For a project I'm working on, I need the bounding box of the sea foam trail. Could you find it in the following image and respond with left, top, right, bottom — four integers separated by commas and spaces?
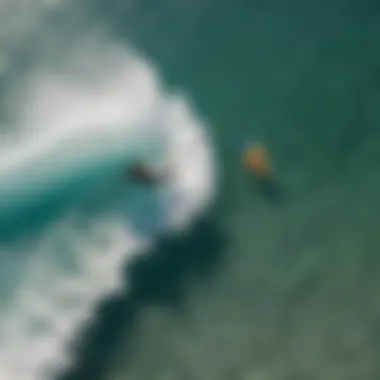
0, 42, 216, 380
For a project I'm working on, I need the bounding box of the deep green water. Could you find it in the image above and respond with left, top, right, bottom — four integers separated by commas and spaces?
61, 0, 380, 379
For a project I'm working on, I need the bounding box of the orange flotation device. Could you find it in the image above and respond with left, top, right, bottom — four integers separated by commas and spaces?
242, 142, 272, 179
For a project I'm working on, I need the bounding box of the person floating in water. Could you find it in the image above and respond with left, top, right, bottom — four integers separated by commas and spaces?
242, 141, 272, 180
242, 141, 283, 203
127, 162, 167, 186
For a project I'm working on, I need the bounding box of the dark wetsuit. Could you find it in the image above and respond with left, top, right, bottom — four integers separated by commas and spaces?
128, 163, 162, 186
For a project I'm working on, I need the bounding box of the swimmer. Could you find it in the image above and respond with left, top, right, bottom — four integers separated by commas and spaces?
242, 141, 283, 203
242, 141, 272, 179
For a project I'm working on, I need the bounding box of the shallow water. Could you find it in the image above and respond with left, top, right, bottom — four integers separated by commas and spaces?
97, 0, 380, 379
2, 0, 380, 379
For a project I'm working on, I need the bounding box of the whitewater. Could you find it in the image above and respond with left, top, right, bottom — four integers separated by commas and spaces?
0, 2, 216, 380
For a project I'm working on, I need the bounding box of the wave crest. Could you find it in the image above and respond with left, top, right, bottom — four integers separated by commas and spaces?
0, 38, 216, 380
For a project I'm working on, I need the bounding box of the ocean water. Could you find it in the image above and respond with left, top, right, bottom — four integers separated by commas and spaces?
2, 0, 380, 380
0, 1, 216, 379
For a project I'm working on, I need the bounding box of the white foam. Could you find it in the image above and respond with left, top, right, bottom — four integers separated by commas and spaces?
0, 40, 216, 380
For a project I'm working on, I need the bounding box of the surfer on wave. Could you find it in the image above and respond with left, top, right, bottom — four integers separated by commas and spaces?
127, 162, 168, 186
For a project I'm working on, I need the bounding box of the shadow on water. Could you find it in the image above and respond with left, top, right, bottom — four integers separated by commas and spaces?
248, 176, 286, 206
55, 209, 227, 380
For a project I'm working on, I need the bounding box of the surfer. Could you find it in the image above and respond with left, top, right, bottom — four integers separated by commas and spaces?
127, 162, 167, 186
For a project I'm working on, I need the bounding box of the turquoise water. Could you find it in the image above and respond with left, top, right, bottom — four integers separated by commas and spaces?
95, 1, 380, 380
1, 0, 380, 380
0, 1, 215, 379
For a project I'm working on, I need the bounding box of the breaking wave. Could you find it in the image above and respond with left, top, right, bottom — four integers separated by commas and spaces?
0, 3, 216, 380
